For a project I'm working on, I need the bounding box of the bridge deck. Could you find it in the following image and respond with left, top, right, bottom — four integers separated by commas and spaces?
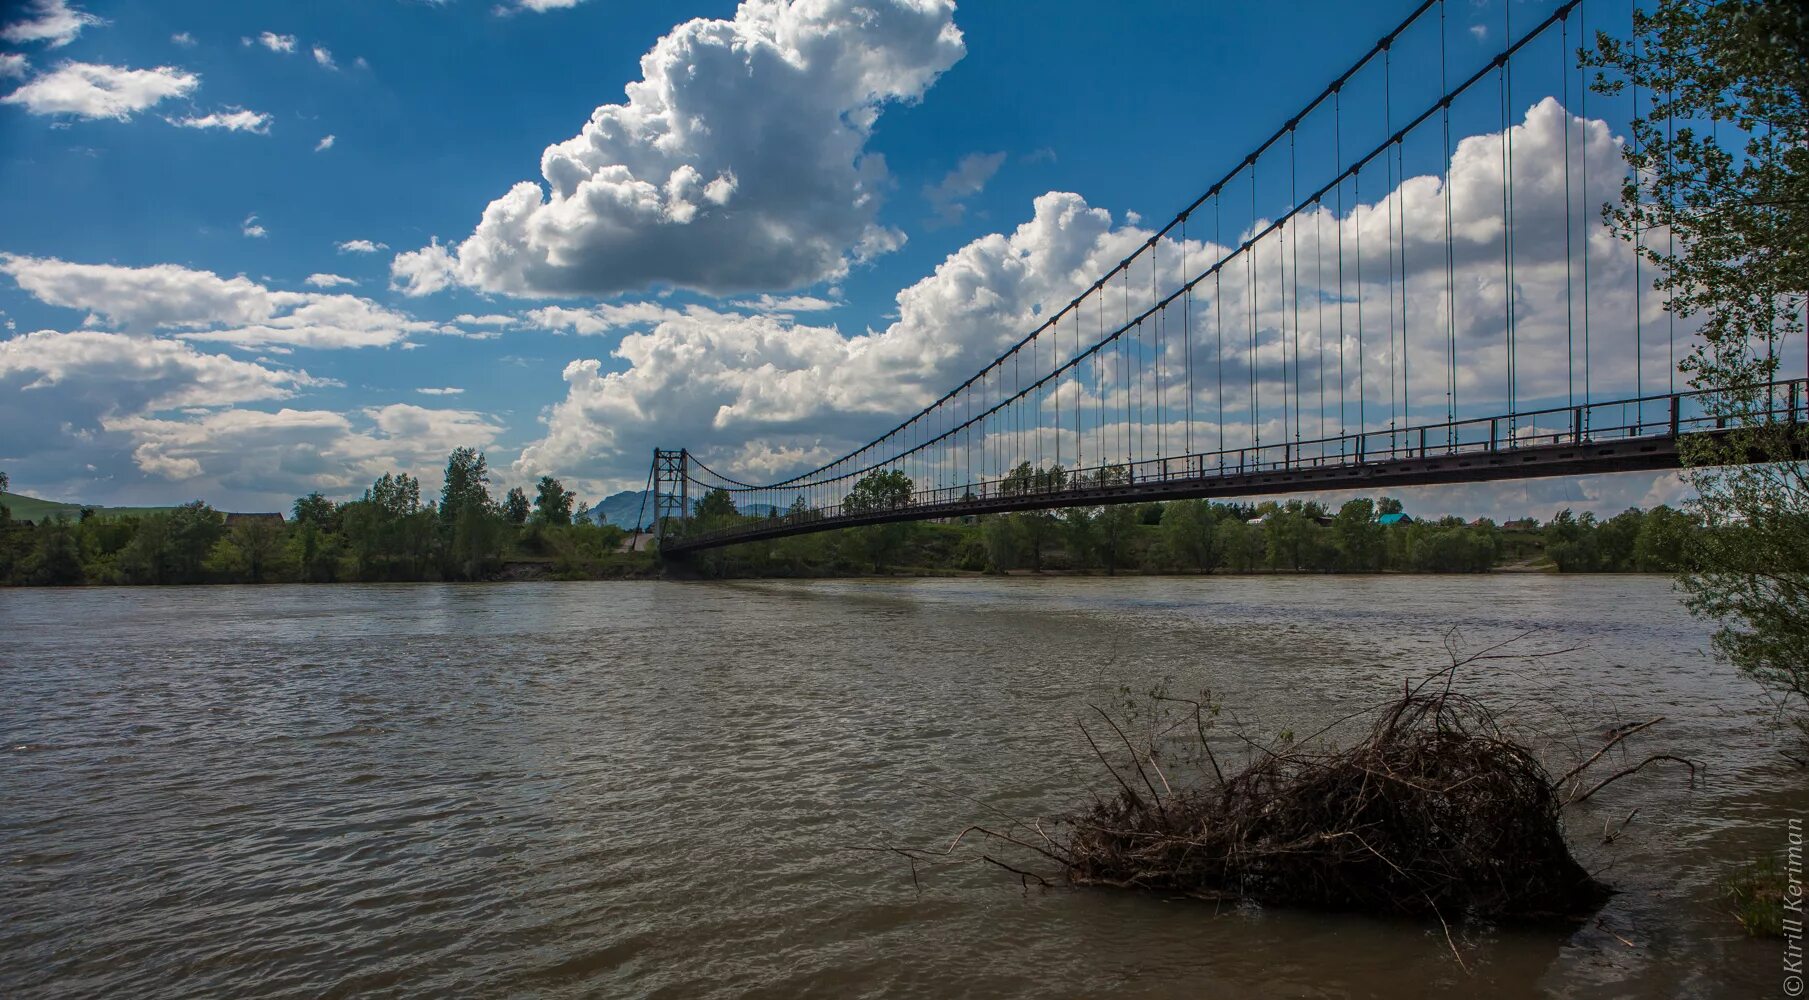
658, 384, 1805, 555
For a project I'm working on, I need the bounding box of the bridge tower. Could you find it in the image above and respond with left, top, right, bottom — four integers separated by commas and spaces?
651, 448, 689, 545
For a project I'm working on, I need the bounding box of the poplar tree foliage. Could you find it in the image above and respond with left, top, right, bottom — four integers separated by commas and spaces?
1589, 0, 1809, 725
534, 475, 577, 525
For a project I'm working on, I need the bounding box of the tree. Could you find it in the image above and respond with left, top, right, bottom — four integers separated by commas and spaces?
1332, 498, 1385, 572
21, 518, 84, 585
692, 487, 738, 523
1377, 496, 1404, 516
168, 502, 225, 582
1094, 503, 1139, 575
1014, 511, 1057, 571
292, 491, 337, 531
534, 475, 577, 525
1633, 504, 1699, 571
210, 517, 287, 583
503, 487, 531, 525
981, 514, 1023, 572
1545, 510, 1600, 573
1161, 499, 1220, 573
439, 448, 491, 526
1588, 0, 1809, 725
843, 470, 915, 572
1062, 508, 1096, 569
843, 469, 913, 512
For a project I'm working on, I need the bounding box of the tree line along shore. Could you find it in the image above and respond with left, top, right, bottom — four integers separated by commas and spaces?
0, 450, 1704, 586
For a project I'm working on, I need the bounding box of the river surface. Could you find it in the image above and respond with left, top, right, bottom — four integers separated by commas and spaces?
1, 576, 1801, 998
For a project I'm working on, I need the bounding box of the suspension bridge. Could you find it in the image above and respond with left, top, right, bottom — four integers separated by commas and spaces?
648, 0, 1806, 556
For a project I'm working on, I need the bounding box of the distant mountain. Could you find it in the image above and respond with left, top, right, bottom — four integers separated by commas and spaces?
582, 490, 780, 528
585, 490, 653, 529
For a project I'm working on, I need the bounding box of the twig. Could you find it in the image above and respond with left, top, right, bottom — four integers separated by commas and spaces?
1426, 893, 1472, 975
1569, 755, 1701, 804
1603, 808, 1639, 844
1554, 717, 1666, 792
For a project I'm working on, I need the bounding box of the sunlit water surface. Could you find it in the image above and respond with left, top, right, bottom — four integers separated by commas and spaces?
2, 576, 1800, 998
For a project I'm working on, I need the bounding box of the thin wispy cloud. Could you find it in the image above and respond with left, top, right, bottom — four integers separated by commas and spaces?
252, 32, 296, 54
169, 109, 272, 134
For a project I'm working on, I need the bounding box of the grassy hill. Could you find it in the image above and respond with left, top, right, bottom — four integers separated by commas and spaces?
1, 492, 181, 522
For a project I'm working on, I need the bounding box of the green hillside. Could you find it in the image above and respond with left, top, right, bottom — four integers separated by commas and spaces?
1, 492, 181, 522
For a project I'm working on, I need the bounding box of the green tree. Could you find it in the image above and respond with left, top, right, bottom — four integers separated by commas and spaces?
1216, 517, 1264, 573
692, 487, 738, 523
287, 519, 341, 583
438, 450, 503, 579
1161, 499, 1220, 573
1094, 503, 1139, 575
981, 514, 1023, 572
168, 502, 225, 582
439, 448, 492, 526
535, 475, 577, 525
1546, 510, 1600, 573
1332, 498, 1385, 572
843, 470, 915, 572
1061, 508, 1096, 569
503, 487, 531, 525
1015, 511, 1057, 571
1634, 504, 1699, 571
1263, 502, 1324, 571
1596, 509, 1646, 572
208, 517, 288, 583
1589, 0, 1809, 725
292, 491, 337, 531
21, 518, 84, 585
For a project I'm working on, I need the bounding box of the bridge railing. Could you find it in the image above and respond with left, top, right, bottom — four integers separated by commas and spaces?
673, 380, 1805, 547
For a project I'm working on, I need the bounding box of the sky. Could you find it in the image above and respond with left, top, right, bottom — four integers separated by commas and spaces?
0, 0, 1744, 519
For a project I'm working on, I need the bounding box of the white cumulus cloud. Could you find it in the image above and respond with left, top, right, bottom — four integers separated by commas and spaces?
315, 133, 335, 152
0, 53, 28, 78
304, 273, 357, 288
392, 0, 964, 299
336, 238, 387, 254
1, 0, 102, 49
2, 61, 198, 120
256, 32, 296, 53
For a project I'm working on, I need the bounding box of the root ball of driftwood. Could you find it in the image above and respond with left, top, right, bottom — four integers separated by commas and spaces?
1064, 691, 1610, 919
887, 652, 1689, 924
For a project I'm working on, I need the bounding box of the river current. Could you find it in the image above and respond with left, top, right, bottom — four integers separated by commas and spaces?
1, 576, 1799, 998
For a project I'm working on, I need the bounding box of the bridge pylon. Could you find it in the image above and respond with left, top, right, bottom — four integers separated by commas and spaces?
650, 448, 689, 551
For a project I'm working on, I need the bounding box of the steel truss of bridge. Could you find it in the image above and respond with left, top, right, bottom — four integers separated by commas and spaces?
655, 382, 1806, 555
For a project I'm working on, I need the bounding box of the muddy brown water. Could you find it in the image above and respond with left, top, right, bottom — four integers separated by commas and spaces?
1, 576, 1800, 998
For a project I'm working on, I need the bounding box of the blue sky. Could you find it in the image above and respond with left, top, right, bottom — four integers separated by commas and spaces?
0, 0, 1718, 517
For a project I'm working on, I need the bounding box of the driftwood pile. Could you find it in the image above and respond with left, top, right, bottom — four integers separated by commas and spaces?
892, 639, 1697, 924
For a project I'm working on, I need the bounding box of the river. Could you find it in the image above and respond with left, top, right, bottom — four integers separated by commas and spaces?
1, 576, 1798, 998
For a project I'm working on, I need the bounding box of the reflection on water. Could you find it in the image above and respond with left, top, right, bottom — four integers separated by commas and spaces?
0, 576, 1797, 998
